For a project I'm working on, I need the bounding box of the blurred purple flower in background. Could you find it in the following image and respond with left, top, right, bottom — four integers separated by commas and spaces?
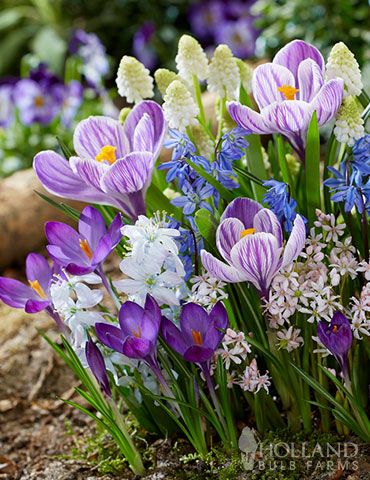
133, 22, 157, 70
61, 81, 83, 127
0, 84, 15, 128
188, 0, 259, 58
69, 29, 110, 87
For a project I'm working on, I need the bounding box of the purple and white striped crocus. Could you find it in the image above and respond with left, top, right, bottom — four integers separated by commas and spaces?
33, 101, 166, 220
46, 206, 122, 276
0, 253, 66, 332
200, 197, 306, 298
227, 40, 344, 160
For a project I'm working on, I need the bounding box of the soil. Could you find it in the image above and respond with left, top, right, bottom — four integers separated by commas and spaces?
0, 264, 370, 480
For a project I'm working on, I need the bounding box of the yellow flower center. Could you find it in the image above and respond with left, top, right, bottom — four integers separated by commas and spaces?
132, 325, 142, 338
241, 228, 256, 238
191, 328, 203, 346
34, 96, 44, 107
332, 325, 338, 333
79, 238, 93, 260
278, 85, 299, 101
28, 280, 47, 298
95, 145, 117, 165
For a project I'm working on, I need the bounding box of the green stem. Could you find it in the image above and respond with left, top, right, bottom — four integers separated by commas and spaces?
217, 96, 226, 141
192, 74, 206, 124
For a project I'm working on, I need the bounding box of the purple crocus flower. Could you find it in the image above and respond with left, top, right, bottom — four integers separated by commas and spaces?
60, 81, 83, 127
317, 312, 352, 377
188, 1, 225, 42
214, 17, 258, 58
86, 339, 112, 397
200, 197, 306, 298
33, 101, 166, 220
46, 206, 122, 276
95, 295, 161, 367
227, 40, 344, 160
133, 22, 157, 71
161, 301, 228, 364
13, 64, 64, 126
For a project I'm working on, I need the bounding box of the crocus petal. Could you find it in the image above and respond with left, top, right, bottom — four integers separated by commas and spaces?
297, 58, 324, 103
0, 277, 33, 308
227, 101, 271, 135
180, 302, 213, 345
119, 301, 145, 335
25, 299, 50, 313
200, 250, 246, 283
253, 209, 283, 247
183, 345, 214, 363
73, 116, 129, 160
33, 151, 114, 206
25, 253, 52, 294
133, 113, 154, 152
252, 63, 295, 110
91, 234, 112, 265
216, 218, 245, 263
101, 152, 153, 195
95, 322, 125, 352
161, 316, 187, 355
66, 264, 95, 275
70, 156, 108, 191
45, 222, 86, 265
122, 336, 152, 359
273, 40, 325, 83
209, 301, 228, 332
281, 214, 306, 268
230, 232, 282, 297
86, 340, 112, 397
79, 206, 107, 251
144, 294, 161, 324
220, 197, 263, 228
310, 78, 344, 126
124, 100, 166, 160
140, 312, 160, 344
263, 100, 312, 135
108, 213, 124, 247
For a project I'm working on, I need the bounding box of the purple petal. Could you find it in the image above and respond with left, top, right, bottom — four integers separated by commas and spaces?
108, 214, 124, 246
216, 218, 245, 263
297, 58, 324, 103
273, 40, 325, 84
161, 316, 187, 355
253, 209, 283, 247
133, 113, 155, 152
183, 345, 214, 363
66, 263, 95, 275
25, 299, 50, 313
122, 336, 153, 359
119, 301, 144, 335
25, 253, 52, 294
0, 277, 32, 308
252, 63, 295, 110
221, 197, 263, 228
144, 294, 161, 324
45, 222, 85, 265
263, 100, 312, 135
95, 322, 125, 352
101, 152, 153, 195
230, 232, 282, 297
310, 79, 344, 126
70, 156, 108, 191
281, 214, 306, 268
200, 250, 245, 283
86, 339, 112, 397
73, 116, 129, 160
79, 206, 107, 251
124, 100, 166, 160
140, 312, 161, 344
91, 234, 112, 266
227, 101, 270, 135
209, 301, 228, 332
180, 302, 212, 345
33, 151, 116, 205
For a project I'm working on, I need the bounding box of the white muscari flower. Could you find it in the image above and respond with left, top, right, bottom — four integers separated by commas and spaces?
326, 42, 363, 98
236, 58, 252, 94
334, 96, 364, 147
175, 34, 209, 83
163, 80, 199, 132
154, 68, 179, 96
190, 123, 214, 159
116, 55, 154, 103
163, 187, 181, 201
207, 44, 240, 100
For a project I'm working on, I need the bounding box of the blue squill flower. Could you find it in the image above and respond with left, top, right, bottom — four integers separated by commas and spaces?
263, 179, 301, 232
171, 177, 214, 216
163, 129, 196, 161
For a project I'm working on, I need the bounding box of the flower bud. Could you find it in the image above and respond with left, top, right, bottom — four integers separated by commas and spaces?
326, 42, 362, 98
175, 34, 209, 82
116, 56, 154, 103
208, 45, 240, 100
154, 68, 179, 96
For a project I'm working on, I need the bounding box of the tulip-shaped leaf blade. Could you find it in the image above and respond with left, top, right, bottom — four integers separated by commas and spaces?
305, 111, 321, 224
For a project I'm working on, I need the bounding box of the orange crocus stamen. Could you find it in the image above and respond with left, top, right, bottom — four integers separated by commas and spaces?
79, 238, 93, 260
132, 325, 142, 338
28, 280, 47, 298
278, 85, 299, 101
95, 145, 117, 165
332, 325, 338, 333
241, 228, 256, 238
191, 328, 202, 346
34, 96, 44, 107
